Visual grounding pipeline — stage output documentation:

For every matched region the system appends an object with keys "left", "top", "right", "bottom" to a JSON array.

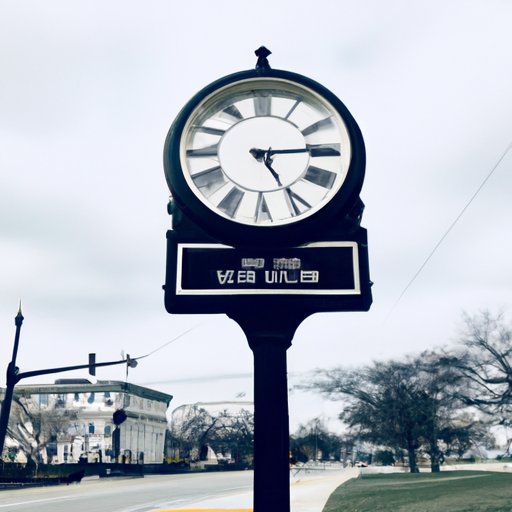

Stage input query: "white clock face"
[{"left": 180, "top": 78, "right": 352, "bottom": 226}]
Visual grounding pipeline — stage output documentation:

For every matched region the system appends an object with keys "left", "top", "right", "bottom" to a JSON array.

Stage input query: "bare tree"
[
  {"left": 301, "top": 352, "right": 486, "bottom": 472},
  {"left": 5, "top": 396, "right": 76, "bottom": 466},
  {"left": 209, "top": 409, "right": 254, "bottom": 465},
  {"left": 169, "top": 405, "right": 217, "bottom": 461},
  {"left": 169, "top": 405, "right": 254, "bottom": 464},
  {"left": 301, "top": 360, "right": 424, "bottom": 472},
  {"left": 454, "top": 311, "right": 512, "bottom": 423},
  {"left": 290, "top": 420, "right": 348, "bottom": 463}
]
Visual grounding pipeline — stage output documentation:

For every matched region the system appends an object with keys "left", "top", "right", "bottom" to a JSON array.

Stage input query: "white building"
[{"left": 11, "top": 379, "right": 172, "bottom": 464}]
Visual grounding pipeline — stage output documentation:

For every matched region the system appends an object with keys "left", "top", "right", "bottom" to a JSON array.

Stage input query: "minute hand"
[
  {"left": 267, "top": 148, "right": 309, "bottom": 156},
  {"left": 268, "top": 145, "right": 341, "bottom": 157}
]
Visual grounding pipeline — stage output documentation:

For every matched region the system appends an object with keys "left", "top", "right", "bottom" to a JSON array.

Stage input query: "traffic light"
[{"left": 88, "top": 353, "right": 96, "bottom": 376}]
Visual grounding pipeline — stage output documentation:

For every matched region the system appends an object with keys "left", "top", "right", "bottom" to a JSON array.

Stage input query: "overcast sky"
[{"left": 1, "top": 0, "right": 511, "bottom": 431}]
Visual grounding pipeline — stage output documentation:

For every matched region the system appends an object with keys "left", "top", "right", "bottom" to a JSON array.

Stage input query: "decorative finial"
[
  {"left": 15, "top": 300, "right": 24, "bottom": 326},
  {"left": 255, "top": 46, "right": 271, "bottom": 71}
]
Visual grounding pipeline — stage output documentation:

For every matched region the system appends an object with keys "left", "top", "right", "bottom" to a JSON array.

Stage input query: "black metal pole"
[
  {"left": 229, "top": 309, "right": 306, "bottom": 512},
  {"left": 250, "top": 334, "right": 291, "bottom": 512},
  {"left": 0, "top": 305, "right": 24, "bottom": 459}
]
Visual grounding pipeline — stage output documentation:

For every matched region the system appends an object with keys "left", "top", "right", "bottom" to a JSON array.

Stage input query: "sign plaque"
[{"left": 164, "top": 228, "right": 372, "bottom": 314}]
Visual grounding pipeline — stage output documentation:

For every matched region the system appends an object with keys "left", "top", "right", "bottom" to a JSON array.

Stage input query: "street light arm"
[
  {"left": 14, "top": 357, "right": 140, "bottom": 384},
  {"left": 0, "top": 305, "right": 144, "bottom": 459}
]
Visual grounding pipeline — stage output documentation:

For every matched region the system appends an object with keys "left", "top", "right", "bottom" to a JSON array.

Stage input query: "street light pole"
[
  {"left": 0, "top": 305, "right": 142, "bottom": 461},
  {"left": 0, "top": 304, "right": 24, "bottom": 459}
]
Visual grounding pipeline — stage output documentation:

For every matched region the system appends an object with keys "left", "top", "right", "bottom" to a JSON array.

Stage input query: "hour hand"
[
  {"left": 263, "top": 155, "right": 283, "bottom": 187},
  {"left": 250, "top": 147, "right": 283, "bottom": 186}
]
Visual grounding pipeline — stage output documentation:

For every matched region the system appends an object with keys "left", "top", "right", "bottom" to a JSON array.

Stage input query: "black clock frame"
[{"left": 163, "top": 67, "right": 366, "bottom": 248}]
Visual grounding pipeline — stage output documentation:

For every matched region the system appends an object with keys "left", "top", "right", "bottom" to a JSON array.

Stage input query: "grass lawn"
[{"left": 323, "top": 470, "right": 512, "bottom": 512}]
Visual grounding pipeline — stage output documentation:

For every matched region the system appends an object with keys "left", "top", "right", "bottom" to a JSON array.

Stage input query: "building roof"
[{"left": 13, "top": 380, "right": 173, "bottom": 405}]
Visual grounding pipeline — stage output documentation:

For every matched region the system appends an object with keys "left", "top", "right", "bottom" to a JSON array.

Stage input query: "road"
[{"left": 0, "top": 471, "right": 253, "bottom": 512}]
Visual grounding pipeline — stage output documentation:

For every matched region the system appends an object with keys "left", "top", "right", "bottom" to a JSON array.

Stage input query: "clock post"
[
  {"left": 162, "top": 47, "right": 372, "bottom": 512},
  {"left": 227, "top": 308, "right": 305, "bottom": 512}
]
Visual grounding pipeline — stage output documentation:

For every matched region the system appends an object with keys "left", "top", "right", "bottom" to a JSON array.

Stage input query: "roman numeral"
[
  {"left": 254, "top": 94, "right": 271, "bottom": 116},
  {"left": 186, "top": 144, "right": 219, "bottom": 158},
  {"left": 304, "top": 165, "right": 337, "bottom": 189},
  {"left": 255, "top": 193, "right": 272, "bottom": 223},
  {"left": 218, "top": 187, "right": 244, "bottom": 218},
  {"left": 301, "top": 117, "right": 334, "bottom": 136},
  {"left": 222, "top": 105, "right": 244, "bottom": 121},
  {"left": 307, "top": 143, "right": 341, "bottom": 157},
  {"left": 191, "top": 166, "right": 226, "bottom": 197},
  {"left": 286, "top": 188, "right": 311, "bottom": 216},
  {"left": 284, "top": 98, "right": 301, "bottom": 119},
  {"left": 195, "top": 126, "right": 226, "bottom": 136}
]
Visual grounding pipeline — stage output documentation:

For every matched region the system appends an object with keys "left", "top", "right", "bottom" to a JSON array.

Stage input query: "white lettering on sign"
[
  {"left": 216, "top": 268, "right": 320, "bottom": 286},
  {"left": 238, "top": 271, "right": 256, "bottom": 283},
  {"left": 216, "top": 269, "right": 320, "bottom": 286},
  {"left": 300, "top": 270, "right": 320, "bottom": 283},
  {"left": 217, "top": 270, "right": 257, "bottom": 285},
  {"left": 217, "top": 270, "right": 234, "bottom": 284},
  {"left": 241, "top": 258, "right": 265, "bottom": 269},
  {"left": 265, "top": 270, "right": 298, "bottom": 284},
  {"left": 273, "top": 258, "right": 301, "bottom": 270},
  {"left": 264, "top": 270, "right": 320, "bottom": 284}
]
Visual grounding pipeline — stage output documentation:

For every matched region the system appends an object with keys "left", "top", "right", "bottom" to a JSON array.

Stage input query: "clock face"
[{"left": 178, "top": 78, "right": 352, "bottom": 227}]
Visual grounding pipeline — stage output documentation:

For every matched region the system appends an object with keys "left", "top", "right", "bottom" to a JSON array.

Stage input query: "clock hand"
[
  {"left": 263, "top": 148, "right": 283, "bottom": 187},
  {"left": 249, "top": 147, "right": 283, "bottom": 186},
  {"left": 267, "top": 147, "right": 309, "bottom": 156},
  {"left": 249, "top": 148, "right": 266, "bottom": 162},
  {"left": 251, "top": 147, "right": 309, "bottom": 158},
  {"left": 270, "top": 145, "right": 341, "bottom": 157}
]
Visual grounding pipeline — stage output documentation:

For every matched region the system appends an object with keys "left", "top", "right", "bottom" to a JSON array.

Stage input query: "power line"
[
  {"left": 387, "top": 140, "right": 512, "bottom": 320},
  {"left": 135, "top": 324, "right": 201, "bottom": 361},
  {"left": 142, "top": 373, "right": 253, "bottom": 386}
]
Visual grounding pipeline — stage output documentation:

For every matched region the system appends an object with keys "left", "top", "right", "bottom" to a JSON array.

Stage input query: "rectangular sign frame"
[
  {"left": 164, "top": 228, "right": 372, "bottom": 314},
  {"left": 174, "top": 241, "right": 361, "bottom": 296}
]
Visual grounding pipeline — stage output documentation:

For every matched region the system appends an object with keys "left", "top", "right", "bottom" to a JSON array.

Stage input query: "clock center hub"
[{"left": 218, "top": 116, "right": 309, "bottom": 192}]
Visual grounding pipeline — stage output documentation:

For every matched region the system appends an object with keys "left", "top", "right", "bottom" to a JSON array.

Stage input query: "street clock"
[
  {"left": 162, "top": 48, "right": 372, "bottom": 512},
  {"left": 164, "top": 49, "right": 365, "bottom": 247}
]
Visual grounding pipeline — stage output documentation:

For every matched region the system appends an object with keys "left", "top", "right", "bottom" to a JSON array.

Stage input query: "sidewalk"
[
  {"left": 151, "top": 467, "right": 359, "bottom": 512},
  {"left": 291, "top": 467, "right": 359, "bottom": 512}
]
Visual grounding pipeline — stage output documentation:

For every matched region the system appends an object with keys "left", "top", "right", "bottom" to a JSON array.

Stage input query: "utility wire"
[
  {"left": 135, "top": 325, "right": 200, "bottom": 360},
  {"left": 387, "top": 140, "right": 512, "bottom": 320}
]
